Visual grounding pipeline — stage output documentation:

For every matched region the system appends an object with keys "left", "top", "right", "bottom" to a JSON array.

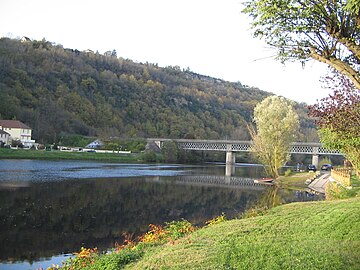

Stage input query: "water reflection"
[
  {"left": 0, "top": 175, "right": 263, "bottom": 264},
  {"left": 225, "top": 164, "right": 235, "bottom": 176},
  {"left": 0, "top": 160, "right": 320, "bottom": 269}
]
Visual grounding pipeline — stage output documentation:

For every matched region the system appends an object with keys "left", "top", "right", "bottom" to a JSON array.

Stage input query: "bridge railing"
[{"left": 147, "top": 138, "right": 342, "bottom": 155}]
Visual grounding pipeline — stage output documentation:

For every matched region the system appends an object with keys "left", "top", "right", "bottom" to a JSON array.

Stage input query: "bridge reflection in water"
[{"left": 145, "top": 175, "right": 268, "bottom": 191}]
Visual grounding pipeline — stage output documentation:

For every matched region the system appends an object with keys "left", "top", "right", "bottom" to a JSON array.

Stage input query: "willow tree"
[
  {"left": 250, "top": 96, "right": 299, "bottom": 178},
  {"left": 243, "top": 0, "right": 360, "bottom": 89}
]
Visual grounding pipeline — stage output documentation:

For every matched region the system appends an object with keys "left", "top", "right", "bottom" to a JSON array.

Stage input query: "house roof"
[
  {"left": 0, "top": 120, "right": 31, "bottom": 129},
  {"left": 0, "top": 129, "right": 10, "bottom": 136}
]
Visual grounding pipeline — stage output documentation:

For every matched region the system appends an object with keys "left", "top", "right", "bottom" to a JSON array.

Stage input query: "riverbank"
[
  {"left": 277, "top": 171, "right": 315, "bottom": 188},
  {"left": 49, "top": 196, "right": 360, "bottom": 270},
  {"left": 0, "top": 148, "right": 141, "bottom": 162}
]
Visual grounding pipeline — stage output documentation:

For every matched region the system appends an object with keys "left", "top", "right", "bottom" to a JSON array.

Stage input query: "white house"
[
  {"left": 0, "top": 129, "right": 10, "bottom": 146},
  {"left": 86, "top": 139, "right": 104, "bottom": 149},
  {"left": 0, "top": 120, "right": 36, "bottom": 147}
]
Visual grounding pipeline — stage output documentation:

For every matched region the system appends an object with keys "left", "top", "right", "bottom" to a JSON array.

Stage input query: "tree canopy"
[
  {"left": 309, "top": 73, "right": 360, "bottom": 173},
  {"left": 0, "top": 37, "right": 316, "bottom": 144},
  {"left": 250, "top": 96, "right": 299, "bottom": 178},
  {"left": 243, "top": 0, "right": 360, "bottom": 89},
  {"left": 0, "top": 38, "right": 269, "bottom": 143}
]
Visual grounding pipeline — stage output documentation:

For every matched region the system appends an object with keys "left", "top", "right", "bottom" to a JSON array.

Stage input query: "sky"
[{"left": 0, "top": 0, "right": 332, "bottom": 104}]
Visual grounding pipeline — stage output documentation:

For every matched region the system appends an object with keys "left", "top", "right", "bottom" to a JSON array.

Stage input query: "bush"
[
  {"left": 140, "top": 220, "right": 195, "bottom": 244},
  {"left": 165, "top": 220, "right": 195, "bottom": 240},
  {"left": 60, "top": 247, "right": 99, "bottom": 270},
  {"left": 86, "top": 248, "right": 143, "bottom": 270},
  {"left": 103, "top": 139, "right": 146, "bottom": 153},
  {"left": 205, "top": 213, "right": 227, "bottom": 227},
  {"left": 142, "top": 150, "right": 157, "bottom": 162},
  {"left": 48, "top": 220, "right": 196, "bottom": 270},
  {"left": 284, "top": 168, "right": 293, "bottom": 177},
  {"left": 60, "top": 134, "right": 94, "bottom": 147}
]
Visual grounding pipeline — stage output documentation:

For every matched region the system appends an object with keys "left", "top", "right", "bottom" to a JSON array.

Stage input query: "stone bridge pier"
[
  {"left": 226, "top": 145, "right": 236, "bottom": 165},
  {"left": 225, "top": 145, "right": 236, "bottom": 176}
]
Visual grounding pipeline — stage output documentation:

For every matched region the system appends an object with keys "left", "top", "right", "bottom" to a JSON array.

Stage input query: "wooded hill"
[{"left": 0, "top": 37, "right": 317, "bottom": 144}]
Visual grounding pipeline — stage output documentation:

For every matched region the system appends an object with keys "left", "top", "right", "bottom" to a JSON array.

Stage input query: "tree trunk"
[{"left": 310, "top": 48, "right": 360, "bottom": 90}]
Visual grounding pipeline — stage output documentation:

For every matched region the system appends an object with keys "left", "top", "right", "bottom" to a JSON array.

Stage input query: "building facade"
[
  {"left": 0, "top": 129, "right": 10, "bottom": 145},
  {"left": 0, "top": 120, "right": 36, "bottom": 147}
]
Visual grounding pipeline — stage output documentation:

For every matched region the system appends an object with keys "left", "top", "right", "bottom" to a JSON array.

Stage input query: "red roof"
[{"left": 0, "top": 120, "right": 31, "bottom": 129}]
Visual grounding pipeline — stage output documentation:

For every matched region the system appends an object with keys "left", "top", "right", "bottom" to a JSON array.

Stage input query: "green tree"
[
  {"left": 318, "top": 128, "right": 360, "bottom": 176},
  {"left": 161, "top": 141, "right": 178, "bottom": 163},
  {"left": 250, "top": 96, "right": 299, "bottom": 178},
  {"left": 243, "top": 0, "right": 360, "bottom": 89}
]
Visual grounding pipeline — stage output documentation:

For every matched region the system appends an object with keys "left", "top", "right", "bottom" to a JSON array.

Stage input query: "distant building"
[
  {"left": 86, "top": 139, "right": 104, "bottom": 149},
  {"left": 0, "top": 120, "right": 35, "bottom": 147},
  {"left": 0, "top": 129, "right": 10, "bottom": 146}
]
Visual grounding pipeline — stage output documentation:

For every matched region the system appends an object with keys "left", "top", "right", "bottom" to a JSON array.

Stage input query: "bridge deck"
[{"left": 148, "top": 139, "right": 342, "bottom": 156}]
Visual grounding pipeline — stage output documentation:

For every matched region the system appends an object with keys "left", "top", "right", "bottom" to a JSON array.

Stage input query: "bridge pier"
[
  {"left": 225, "top": 150, "right": 236, "bottom": 176},
  {"left": 312, "top": 154, "right": 319, "bottom": 168},
  {"left": 226, "top": 151, "right": 235, "bottom": 165}
]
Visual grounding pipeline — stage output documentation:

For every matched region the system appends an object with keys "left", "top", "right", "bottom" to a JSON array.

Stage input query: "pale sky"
[{"left": 0, "top": 0, "right": 331, "bottom": 104}]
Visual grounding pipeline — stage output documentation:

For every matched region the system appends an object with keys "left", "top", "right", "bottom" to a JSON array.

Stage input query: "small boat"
[{"left": 254, "top": 178, "right": 274, "bottom": 184}]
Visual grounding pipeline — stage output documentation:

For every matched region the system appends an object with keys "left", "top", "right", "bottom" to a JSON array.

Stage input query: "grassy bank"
[
  {"left": 125, "top": 198, "right": 360, "bottom": 270},
  {"left": 52, "top": 197, "right": 360, "bottom": 270},
  {"left": 0, "top": 148, "right": 140, "bottom": 162}
]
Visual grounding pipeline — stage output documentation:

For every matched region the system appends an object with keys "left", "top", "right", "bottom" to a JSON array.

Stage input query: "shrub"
[
  {"left": 60, "top": 134, "right": 94, "bottom": 148},
  {"left": 139, "top": 220, "right": 195, "bottom": 244},
  {"left": 325, "top": 181, "right": 357, "bottom": 200},
  {"left": 205, "top": 213, "right": 227, "bottom": 227},
  {"left": 142, "top": 150, "right": 157, "bottom": 162},
  {"left": 140, "top": 224, "right": 168, "bottom": 244},
  {"left": 85, "top": 248, "right": 143, "bottom": 270},
  {"left": 284, "top": 168, "right": 293, "bottom": 177},
  {"left": 61, "top": 247, "right": 99, "bottom": 270},
  {"left": 165, "top": 220, "right": 195, "bottom": 240}
]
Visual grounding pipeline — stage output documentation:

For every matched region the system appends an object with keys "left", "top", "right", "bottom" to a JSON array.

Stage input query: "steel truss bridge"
[{"left": 147, "top": 139, "right": 342, "bottom": 169}]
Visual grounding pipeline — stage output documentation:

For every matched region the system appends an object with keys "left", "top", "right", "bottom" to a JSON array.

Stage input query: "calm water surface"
[{"left": 0, "top": 159, "right": 320, "bottom": 270}]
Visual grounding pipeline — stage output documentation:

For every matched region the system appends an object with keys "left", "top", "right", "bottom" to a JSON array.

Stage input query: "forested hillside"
[{"left": 0, "top": 37, "right": 316, "bottom": 144}]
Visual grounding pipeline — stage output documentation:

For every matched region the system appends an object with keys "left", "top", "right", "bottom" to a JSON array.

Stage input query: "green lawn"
[
  {"left": 277, "top": 171, "right": 316, "bottom": 188},
  {"left": 122, "top": 197, "right": 360, "bottom": 270},
  {"left": 0, "top": 148, "right": 140, "bottom": 162}
]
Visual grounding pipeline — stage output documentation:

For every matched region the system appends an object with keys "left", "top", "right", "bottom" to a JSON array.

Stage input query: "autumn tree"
[
  {"left": 309, "top": 74, "right": 360, "bottom": 174},
  {"left": 243, "top": 0, "right": 360, "bottom": 89},
  {"left": 250, "top": 96, "right": 299, "bottom": 178}
]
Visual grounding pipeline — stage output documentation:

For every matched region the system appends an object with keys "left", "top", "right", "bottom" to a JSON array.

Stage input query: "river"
[{"left": 0, "top": 159, "right": 320, "bottom": 270}]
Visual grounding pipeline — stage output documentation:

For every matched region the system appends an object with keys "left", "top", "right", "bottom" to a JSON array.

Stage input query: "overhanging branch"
[{"left": 310, "top": 48, "right": 360, "bottom": 90}]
